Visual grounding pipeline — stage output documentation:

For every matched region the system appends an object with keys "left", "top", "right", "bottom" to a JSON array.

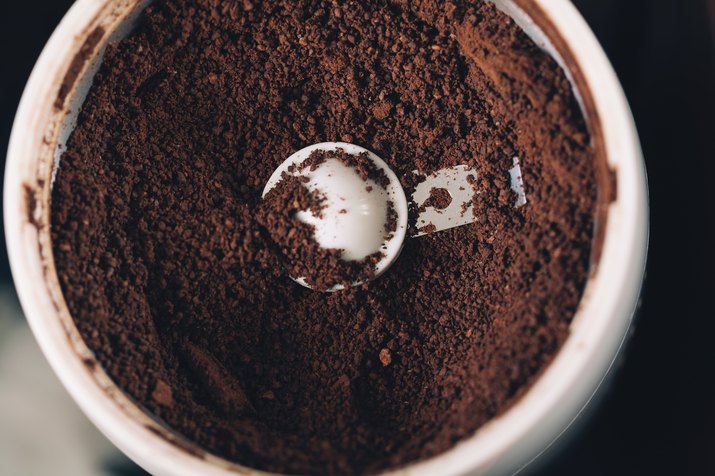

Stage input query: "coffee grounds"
[
  {"left": 51, "top": 1, "right": 598, "bottom": 474},
  {"left": 425, "top": 187, "right": 453, "bottom": 210},
  {"left": 259, "top": 148, "right": 396, "bottom": 291},
  {"left": 297, "top": 148, "right": 392, "bottom": 191},
  {"left": 418, "top": 223, "right": 438, "bottom": 234}
]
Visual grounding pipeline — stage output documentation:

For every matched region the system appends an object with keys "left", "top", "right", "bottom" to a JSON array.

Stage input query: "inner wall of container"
[{"left": 53, "top": 0, "right": 152, "bottom": 185}]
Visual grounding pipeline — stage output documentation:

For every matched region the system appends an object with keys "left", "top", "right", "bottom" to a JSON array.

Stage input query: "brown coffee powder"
[{"left": 51, "top": 0, "right": 598, "bottom": 474}]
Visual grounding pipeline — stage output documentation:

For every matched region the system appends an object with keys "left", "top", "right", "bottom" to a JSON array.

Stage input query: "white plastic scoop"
[
  {"left": 263, "top": 143, "right": 408, "bottom": 291},
  {"left": 263, "top": 142, "right": 527, "bottom": 291}
]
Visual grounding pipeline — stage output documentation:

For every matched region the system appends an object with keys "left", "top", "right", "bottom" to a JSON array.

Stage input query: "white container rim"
[{"left": 4, "top": 0, "right": 648, "bottom": 475}]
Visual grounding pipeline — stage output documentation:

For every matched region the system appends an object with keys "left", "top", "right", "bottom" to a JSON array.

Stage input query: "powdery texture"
[{"left": 51, "top": 0, "right": 598, "bottom": 474}]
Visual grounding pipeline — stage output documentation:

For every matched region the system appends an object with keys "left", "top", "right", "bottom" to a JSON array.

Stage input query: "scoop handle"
[{"left": 410, "top": 158, "right": 526, "bottom": 238}]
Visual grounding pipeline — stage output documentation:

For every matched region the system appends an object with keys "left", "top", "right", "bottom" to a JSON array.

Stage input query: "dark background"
[{"left": 1, "top": 0, "right": 714, "bottom": 474}]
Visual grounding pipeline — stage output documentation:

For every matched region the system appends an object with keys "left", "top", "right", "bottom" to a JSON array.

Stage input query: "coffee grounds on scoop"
[
  {"left": 259, "top": 149, "right": 396, "bottom": 291},
  {"left": 51, "top": 0, "right": 598, "bottom": 474},
  {"left": 297, "top": 148, "right": 392, "bottom": 191},
  {"left": 427, "top": 188, "right": 453, "bottom": 210}
]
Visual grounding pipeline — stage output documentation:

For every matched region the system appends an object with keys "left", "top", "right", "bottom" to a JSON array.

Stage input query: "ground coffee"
[{"left": 51, "top": 0, "right": 597, "bottom": 474}]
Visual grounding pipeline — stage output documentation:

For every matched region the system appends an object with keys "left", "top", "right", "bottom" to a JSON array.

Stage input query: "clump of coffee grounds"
[
  {"left": 259, "top": 149, "right": 394, "bottom": 291},
  {"left": 425, "top": 187, "right": 453, "bottom": 210},
  {"left": 51, "top": 0, "right": 598, "bottom": 475},
  {"left": 298, "top": 148, "right": 392, "bottom": 191}
]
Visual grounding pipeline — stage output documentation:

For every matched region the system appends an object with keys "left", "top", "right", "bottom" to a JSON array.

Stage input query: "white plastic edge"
[{"left": 3, "top": 0, "right": 648, "bottom": 475}]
